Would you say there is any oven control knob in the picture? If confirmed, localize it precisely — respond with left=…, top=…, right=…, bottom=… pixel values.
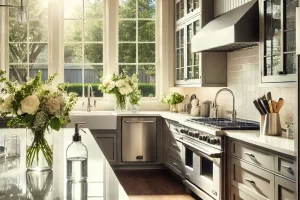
left=188, top=131, right=194, bottom=136
left=194, top=132, right=200, bottom=138
left=180, top=129, right=184, bottom=133
left=199, top=135, right=203, bottom=140
left=203, top=135, right=208, bottom=141
left=215, top=138, right=221, bottom=145
left=210, top=138, right=217, bottom=145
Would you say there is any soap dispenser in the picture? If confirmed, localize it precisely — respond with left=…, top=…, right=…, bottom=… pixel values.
left=67, top=122, right=88, bottom=181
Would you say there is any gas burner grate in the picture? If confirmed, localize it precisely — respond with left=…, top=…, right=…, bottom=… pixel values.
left=187, top=118, right=260, bottom=130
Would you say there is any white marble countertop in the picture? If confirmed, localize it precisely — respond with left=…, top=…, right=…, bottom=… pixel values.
left=0, top=128, right=129, bottom=200
left=225, top=130, right=296, bottom=157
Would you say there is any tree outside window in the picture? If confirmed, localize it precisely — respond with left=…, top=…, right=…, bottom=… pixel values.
left=119, top=0, right=156, bottom=97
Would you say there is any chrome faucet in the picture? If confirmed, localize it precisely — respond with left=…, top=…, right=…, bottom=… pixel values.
left=87, top=85, right=94, bottom=112
left=213, top=88, right=236, bottom=121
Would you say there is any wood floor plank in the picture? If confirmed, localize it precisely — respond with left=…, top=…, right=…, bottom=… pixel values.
left=114, top=170, right=198, bottom=200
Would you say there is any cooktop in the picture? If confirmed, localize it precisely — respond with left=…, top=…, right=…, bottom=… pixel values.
left=186, top=118, right=260, bottom=130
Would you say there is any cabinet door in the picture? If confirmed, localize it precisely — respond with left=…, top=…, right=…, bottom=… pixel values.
left=275, top=176, right=296, bottom=200
left=231, top=186, right=257, bottom=200
left=93, top=133, right=117, bottom=164
left=175, top=0, right=185, bottom=25
left=175, top=24, right=186, bottom=85
left=186, top=17, right=202, bottom=84
left=260, top=0, right=297, bottom=83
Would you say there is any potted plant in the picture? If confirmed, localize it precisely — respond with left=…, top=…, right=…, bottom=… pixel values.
left=0, top=71, right=77, bottom=171
left=161, top=92, right=185, bottom=112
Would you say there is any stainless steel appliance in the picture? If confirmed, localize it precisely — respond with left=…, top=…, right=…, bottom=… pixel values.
left=187, top=118, right=260, bottom=130
left=176, top=127, right=224, bottom=200
left=192, top=0, right=259, bottom=52
left=122, top=117, right=157, bottom=162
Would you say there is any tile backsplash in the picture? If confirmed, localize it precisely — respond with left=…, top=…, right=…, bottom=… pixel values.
left=170, top=47, right=296, bottom=128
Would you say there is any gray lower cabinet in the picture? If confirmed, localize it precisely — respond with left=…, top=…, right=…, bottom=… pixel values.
left=92, top=131, right=117, bottom=164
left=163, top=119, right=184, bottom=177
left=229, top=140, right=296, bottom=200
left=275, top=176, right=296, bottom=200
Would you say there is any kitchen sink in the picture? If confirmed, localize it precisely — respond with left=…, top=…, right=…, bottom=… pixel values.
left=66, top=111, right=117, bottom=130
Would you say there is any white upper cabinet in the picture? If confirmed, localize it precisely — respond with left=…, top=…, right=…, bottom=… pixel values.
left=174, top=0, right=227, bottom=86
left=259, top=0, right=298, bottom=83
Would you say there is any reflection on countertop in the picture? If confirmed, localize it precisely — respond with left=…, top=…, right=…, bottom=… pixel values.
left=0, top=128, right=129, bottom=200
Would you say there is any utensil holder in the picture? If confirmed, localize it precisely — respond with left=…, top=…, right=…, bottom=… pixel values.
left=262, top=113, right=282, bottom=136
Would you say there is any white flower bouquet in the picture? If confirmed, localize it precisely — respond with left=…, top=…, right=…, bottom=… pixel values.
left=99, top=73, right=141, bottom=111
left=0, top=70, right=77, bottom=169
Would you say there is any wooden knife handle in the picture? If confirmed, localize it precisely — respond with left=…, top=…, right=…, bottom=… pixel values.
left=268, top=100, right=273, bottom=113
left=271, top=100, right=277, bottom=113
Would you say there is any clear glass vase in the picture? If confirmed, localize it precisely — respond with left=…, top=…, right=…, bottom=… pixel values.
left=170, top=104, right=178, bottom=113
left=114, top=95, right=128, bottom=112
left=131, top=104, right=138, bottom=113
left=26, top=128, right=53, bottom=171
left=26, top=170, right=53, bottom=199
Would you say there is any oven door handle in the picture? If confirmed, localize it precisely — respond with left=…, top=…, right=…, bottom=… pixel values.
left=175, top=138, right=222, bottom=158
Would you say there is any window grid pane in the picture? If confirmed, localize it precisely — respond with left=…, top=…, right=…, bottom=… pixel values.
left=8, top=0, right=48, bottom=82
left=64, top=0, right=103, bottom=97
left=119, top=0, right=156, bottom=97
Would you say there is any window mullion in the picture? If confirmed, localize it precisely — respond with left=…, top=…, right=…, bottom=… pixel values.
left=136, top=0, right=138, bottom=74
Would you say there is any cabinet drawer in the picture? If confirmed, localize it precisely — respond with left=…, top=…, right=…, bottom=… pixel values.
left=169, top=121, right=181, bottom=134
left=166, top=132, right=182, bottom=153
left=231, top=157, right=275, bottom=200
left=275, top=176, right=296, bottom=200
left=168, top=150, right=183, bottom=175
left=230, top=185, right=257, bottom=200
left=275, top=156, right=296, bottom=180
left=231, top=141, right=275, bottom=171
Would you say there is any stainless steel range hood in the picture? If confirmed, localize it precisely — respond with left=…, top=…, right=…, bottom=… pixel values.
left=192, top=0, right=259, bottom=52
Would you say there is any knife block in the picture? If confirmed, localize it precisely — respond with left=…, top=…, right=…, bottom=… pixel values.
left=261, top=113, right=282, bottom=136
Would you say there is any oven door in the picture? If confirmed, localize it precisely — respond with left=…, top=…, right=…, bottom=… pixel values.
left=177, top=137, right=223, bottom=200
left=195, top=150, right=222, bottom=200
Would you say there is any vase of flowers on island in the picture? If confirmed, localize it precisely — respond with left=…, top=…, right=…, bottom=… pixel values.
left=161, top=92, right=185, bottom=113
left=99, top=73, right=141, bottom=112
left=0, top=71, right=77, bottom=171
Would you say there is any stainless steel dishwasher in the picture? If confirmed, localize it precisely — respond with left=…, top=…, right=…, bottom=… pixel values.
left=122, top=117, right=157, bottom=162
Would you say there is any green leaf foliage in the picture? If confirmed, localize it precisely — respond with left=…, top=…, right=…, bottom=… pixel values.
left=50, top=117, right=61, bottom=131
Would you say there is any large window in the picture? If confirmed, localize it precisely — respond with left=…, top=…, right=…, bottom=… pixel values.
left=64, top=0, right=104, bottom=97
left=9, top=0, right=48, bottom=82
left=118, top=0, right=156, bottom=97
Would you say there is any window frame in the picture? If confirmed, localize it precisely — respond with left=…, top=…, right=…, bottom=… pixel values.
left=0, top=0, right=174, bottom=109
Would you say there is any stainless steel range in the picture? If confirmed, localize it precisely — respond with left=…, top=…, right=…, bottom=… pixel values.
left=174, top=118, right=259, bottom=200
left=175, top=125, right=224, bottom=200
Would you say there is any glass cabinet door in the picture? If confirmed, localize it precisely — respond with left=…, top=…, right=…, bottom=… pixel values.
left=176, top=0, right=185, bottom=22
left=262, top=0, right=297, bottom=83
left=176, top=27, right=185, bottom=82
left=187, top=0, right=200, bottom=15
left=186, top=19, right=200, bottom=80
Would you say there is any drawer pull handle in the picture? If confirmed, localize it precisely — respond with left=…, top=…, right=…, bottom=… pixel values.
left=281, top=165, right=293, bottom=172
left=244, top=152, right=255, bottom=158
left=173, top=162, right=178, bottom=166
left=244, top=178, right=256, bottom=185
left=174, top=128, right=179, bottom=132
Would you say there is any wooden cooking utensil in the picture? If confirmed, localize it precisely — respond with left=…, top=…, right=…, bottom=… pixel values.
left=268, top=100, right=273, bottom=113
left=276, top=99, right=284, bottom=113
left=271, top=100, right=277, bottom=113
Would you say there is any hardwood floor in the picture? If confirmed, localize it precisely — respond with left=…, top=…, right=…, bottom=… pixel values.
left=114, top=170, right=200, bottom=200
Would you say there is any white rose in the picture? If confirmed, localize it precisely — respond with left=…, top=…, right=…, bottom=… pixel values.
left=133, top=82, right=138, bottom=89
left=115, top=80, right=125, bottom=88
left=103, top=79, right=110, bottom=87
left=125, top=84, right=133, bottom=94
left=119, top=87, right=129, bottom=95
left=107, top=81, right=116, bottom=91
left=46, top=98, right=60, bottom=114
left=21, top=95, right=40, bottom=115
left=0, top=94, right=14, bottom=113
left=55, top=96, right=65, bottom=107
left=132, top=75, right=139, bottom=83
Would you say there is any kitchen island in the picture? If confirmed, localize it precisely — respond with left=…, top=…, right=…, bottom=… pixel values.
left=0, top=128, right=129, bottom=200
